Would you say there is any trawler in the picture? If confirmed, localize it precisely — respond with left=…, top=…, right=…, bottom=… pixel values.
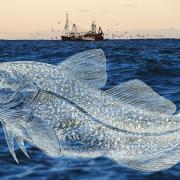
left=61, top=14, right=104, bottom=41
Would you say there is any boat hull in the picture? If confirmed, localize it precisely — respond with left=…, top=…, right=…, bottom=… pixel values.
left=61, top=36, right=83, bottom=41
left=61, top=34, right=104, bottom=41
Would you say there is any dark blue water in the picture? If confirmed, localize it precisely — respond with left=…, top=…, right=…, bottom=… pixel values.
left=0, top=40, right=179, bottom=180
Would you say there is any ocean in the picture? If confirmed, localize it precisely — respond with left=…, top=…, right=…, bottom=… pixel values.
left=0, top=39, right=179, bottom=180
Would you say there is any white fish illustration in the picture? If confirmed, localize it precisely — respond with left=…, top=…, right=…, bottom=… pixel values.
left=0, top=49, right=179, bottom=172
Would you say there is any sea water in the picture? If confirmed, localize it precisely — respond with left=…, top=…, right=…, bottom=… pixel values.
left=0, top=39, right=179, bottom=180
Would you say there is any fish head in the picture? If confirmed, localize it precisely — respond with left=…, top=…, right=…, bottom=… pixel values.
left=0, top=66, right=33, bottom=162
left=0, top=65, right=61, bottom=162
left=0, top=66, right=33, bottom=129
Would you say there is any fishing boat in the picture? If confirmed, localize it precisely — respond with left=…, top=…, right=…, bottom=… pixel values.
left=61, top=14, right=104, bottom=41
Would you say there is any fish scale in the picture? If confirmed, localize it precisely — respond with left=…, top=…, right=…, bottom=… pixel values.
left=0, top=49, right=179, bottom=172
left=6, top=61, right=179, bottom=134
left=24, top=82, right=180, bottom=162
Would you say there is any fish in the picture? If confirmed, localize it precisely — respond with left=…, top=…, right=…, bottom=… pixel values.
left=0, top=49, right=179, bottom=172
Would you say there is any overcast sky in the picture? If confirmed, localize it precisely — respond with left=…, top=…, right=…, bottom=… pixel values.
left=0, top=0, right=180, bottom=39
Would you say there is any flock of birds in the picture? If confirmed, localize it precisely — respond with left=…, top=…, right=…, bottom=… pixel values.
left=106, top=30, right=166, bottom=39
left=29, top=21, right=177, bottom=40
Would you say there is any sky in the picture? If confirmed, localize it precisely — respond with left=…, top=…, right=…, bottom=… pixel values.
left=0, top=0, right=180, bottom=39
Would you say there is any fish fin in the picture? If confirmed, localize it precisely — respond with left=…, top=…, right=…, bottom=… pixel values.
left=105, top=79, right=176, bottom=114
left=16, top=137, right=29, bottom=158
left=58, top=49, right=107, bottom=88
left=2, top=109, right=30, bottom=123
left=2, top=123, right=19, bottom=163
left=26, top=116, right=61, bottom=157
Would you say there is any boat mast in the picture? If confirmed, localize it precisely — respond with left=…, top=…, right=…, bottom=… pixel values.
left=98, top=26, right=104, bottom=35
left=61, top=13, right=104, bottom=40
left=64, top=13, right=70, bottom=36
left=72, top=24, right=78, bottom=36
left=91, top=21, right=97, bottom=34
